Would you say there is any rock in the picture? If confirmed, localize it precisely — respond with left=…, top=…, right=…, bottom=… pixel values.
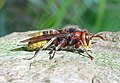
left=0, top=31, right=120, bottom=83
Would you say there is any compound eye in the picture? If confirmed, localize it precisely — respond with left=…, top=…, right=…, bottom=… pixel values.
left=88, top=40, right=92, bottom=47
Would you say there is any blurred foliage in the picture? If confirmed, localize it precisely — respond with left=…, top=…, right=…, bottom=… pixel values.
left=0, top=0, right=6, bottom=9
left=0, top=0, right=120, bottom=37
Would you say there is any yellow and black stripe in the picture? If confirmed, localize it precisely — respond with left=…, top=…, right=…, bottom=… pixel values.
left=28, top=30, right=57, bottom=50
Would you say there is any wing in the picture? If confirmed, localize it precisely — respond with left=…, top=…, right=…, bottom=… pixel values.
left=28, top=29, right=63, bottom=37
left=28, top=32, right=39, bottom=36
left=20, top=33, right=69, bottom=43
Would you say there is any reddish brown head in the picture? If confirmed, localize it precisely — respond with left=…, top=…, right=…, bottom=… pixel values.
left=72, top=29, right=105, bottom=50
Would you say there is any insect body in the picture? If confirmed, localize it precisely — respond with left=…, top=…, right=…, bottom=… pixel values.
left=21, top=25, right=105, bottom=60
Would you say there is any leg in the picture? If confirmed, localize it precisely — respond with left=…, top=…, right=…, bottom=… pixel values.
left=27, top=37, right=57, bottom=60
left=77, top=48, right=93, bottom=58
left=79, top=40, right=94, bottom=60
left=48, top=39, right=67, bottom=59
left=77, top=49, right=87, bottom=57
left=49, top=48, right=56, bottom=59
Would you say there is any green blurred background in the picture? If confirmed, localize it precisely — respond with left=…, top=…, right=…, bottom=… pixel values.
left=0, top=0, right=120, bottom=37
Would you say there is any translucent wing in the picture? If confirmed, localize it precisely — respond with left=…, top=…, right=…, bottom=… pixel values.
left=20, top=33, right=69, bottom=43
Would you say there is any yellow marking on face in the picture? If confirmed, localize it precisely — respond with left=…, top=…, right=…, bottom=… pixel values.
left=85, top=37, right=92, bottom=50
left=84, top=45, right=89, bottom=50
left=88, top=40, right=92, bottom=47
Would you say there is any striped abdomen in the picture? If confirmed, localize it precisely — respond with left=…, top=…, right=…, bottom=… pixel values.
left=28, top=30, right=59, bottom=50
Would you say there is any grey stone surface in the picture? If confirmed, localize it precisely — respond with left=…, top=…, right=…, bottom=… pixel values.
left=0, top=31, right=120, bottom=83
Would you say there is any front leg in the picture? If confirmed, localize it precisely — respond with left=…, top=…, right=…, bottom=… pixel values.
left=79, top=40, right=94, bottom=60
